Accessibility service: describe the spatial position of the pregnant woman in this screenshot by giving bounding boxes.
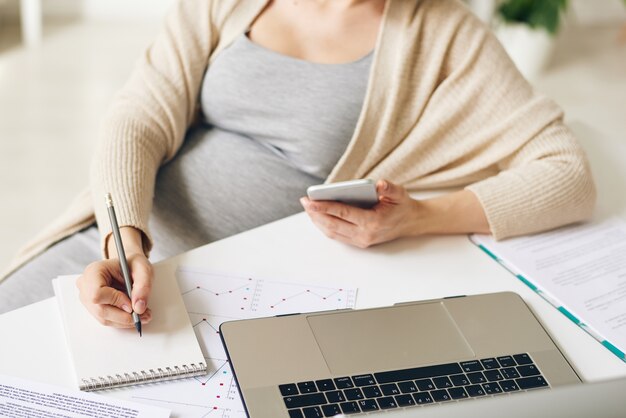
[0,0,595,325]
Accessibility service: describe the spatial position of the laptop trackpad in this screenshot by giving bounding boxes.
[307,303,474,375]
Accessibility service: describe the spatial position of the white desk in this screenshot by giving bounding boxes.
[1,122,625,398]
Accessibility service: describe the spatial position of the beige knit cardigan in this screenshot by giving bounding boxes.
[2,0,596,282]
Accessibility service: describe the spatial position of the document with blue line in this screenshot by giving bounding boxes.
[470,216,626,362]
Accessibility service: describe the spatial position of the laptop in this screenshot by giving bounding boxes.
[362,377,626,418]
[220,292,581,418]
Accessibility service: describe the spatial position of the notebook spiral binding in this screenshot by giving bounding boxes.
[79,362,208,391]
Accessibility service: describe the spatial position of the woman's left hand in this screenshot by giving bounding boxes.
[300,180,420,248]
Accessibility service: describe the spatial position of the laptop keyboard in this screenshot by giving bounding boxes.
[279,353,548,418]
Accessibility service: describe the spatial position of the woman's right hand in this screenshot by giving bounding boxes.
[76,227,153,328]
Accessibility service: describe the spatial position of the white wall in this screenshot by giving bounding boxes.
[0,0,78,19]
[81,0,175,21]
[571,0,626,25]
[0,0,175,21]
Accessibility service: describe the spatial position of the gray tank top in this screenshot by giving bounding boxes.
[148,34,373,260]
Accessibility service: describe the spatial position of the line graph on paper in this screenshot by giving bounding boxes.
[114,267,358,418]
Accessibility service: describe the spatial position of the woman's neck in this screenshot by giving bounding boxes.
[249,0,385,64]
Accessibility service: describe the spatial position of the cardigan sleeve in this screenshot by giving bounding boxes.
[329,0,596,240]
[433,1,596,240]
[466,120,596,240]
[452,12,596,239]
[90,0,216,257]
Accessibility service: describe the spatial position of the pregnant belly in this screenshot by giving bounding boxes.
[148,126,322,260]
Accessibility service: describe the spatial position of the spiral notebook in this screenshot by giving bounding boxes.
[53,272,207,391]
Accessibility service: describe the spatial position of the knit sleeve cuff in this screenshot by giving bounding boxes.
[466,177,527,241]
[96,216,154,260]
[91,118,163,260]
[465,158,596,241]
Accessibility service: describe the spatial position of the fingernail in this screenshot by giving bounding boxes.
[122,304,132,314]
[135,299,146,313]
[383,181,389,191]
[309,204,318,212]
[141,314,152,324]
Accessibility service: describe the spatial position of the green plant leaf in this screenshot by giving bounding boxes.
[498,0,568,35]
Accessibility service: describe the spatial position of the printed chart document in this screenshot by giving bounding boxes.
[471,216,626,361]
[0,374,169,417]
[111,267,358,418]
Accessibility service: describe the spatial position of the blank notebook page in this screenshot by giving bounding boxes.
[53,271,205,390]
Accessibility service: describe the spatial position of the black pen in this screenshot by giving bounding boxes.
[105,193,142,337]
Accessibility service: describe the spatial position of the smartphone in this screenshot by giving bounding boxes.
[307,179,379,209]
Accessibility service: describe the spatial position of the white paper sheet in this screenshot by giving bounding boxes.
[472,216,626,359]
[0,374,169,418]
[111,267,358,418]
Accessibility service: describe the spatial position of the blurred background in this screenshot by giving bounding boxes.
[0,0,625,273]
